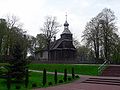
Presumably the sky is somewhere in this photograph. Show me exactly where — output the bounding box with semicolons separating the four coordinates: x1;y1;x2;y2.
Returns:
0;0;120;42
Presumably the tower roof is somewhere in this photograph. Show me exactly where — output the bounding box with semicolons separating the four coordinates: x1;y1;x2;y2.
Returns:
62;27;72;34
62;21;72;34
62;14;72;34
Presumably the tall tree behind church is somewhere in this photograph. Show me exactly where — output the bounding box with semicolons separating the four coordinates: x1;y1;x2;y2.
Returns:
82;8;119;62
40;16;61;60
40;16;61;41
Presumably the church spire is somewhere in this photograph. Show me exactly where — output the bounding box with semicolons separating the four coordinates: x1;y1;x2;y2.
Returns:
62;13;71;34
61;13;72;40
65;12;67;21
64;13;69;27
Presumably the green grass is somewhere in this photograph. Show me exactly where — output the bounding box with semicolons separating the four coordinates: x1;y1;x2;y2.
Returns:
0;63;99;90
1;63;99;76
0;71;73;90
29;64;99;76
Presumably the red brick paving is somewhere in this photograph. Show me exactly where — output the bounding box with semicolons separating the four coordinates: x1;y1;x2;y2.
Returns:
33;76;120;90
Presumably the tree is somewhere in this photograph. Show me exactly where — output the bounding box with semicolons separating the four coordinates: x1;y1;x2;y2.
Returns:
41;16;60;41
82;17;101;61
111;37;120;64
77;45;94;61
40;16;61;60
6;14;23;29
9;42;27;81
28;35;37;56
97;8;118;61
73;37;81;49
0;15;30;81
35;34;47;55
6;30;29;81
0;15;27;59
82;8;118;63
0;19;8;62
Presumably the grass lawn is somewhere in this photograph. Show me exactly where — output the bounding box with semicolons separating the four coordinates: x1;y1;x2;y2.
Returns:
0;71;73;90
0;63;99;90
29;64;99;76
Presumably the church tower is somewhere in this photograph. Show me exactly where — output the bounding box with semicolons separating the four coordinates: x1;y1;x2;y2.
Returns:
61;14;72;40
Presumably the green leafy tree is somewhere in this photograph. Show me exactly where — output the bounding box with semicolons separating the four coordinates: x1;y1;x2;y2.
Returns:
111;37;120;64
0;19;7;61
77;45;94;61
0;15;30;81
35;34;47;55
8;42;27;81
0;15;28;62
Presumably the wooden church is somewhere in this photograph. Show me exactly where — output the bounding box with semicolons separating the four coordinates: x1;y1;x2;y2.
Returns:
49;17;77;63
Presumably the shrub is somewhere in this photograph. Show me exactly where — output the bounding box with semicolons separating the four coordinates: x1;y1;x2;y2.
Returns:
68;77;72;81
72;67;75;79
16;85;21;89
8;43;28;81
43;68;47;86
59;80;63;83
32;83;37;88
48;82;53;86
7;75;11;90
64;68;67;82
54;69;57;84
75;75;79;78
25;68;29;88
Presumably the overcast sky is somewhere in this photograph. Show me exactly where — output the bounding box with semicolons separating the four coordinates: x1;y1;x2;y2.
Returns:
0;0;120;42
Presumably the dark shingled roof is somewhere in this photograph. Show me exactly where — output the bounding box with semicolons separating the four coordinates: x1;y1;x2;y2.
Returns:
50;38;75;50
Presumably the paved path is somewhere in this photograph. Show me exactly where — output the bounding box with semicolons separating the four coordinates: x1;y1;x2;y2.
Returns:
33;76;120;90
30;69;120;90
29;69;73;76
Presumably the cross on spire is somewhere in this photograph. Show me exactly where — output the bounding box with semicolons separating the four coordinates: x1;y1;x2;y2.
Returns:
64;12;69;27
65;12;67;21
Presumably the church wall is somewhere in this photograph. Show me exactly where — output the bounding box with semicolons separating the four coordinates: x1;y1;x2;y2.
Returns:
50;49;76;62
